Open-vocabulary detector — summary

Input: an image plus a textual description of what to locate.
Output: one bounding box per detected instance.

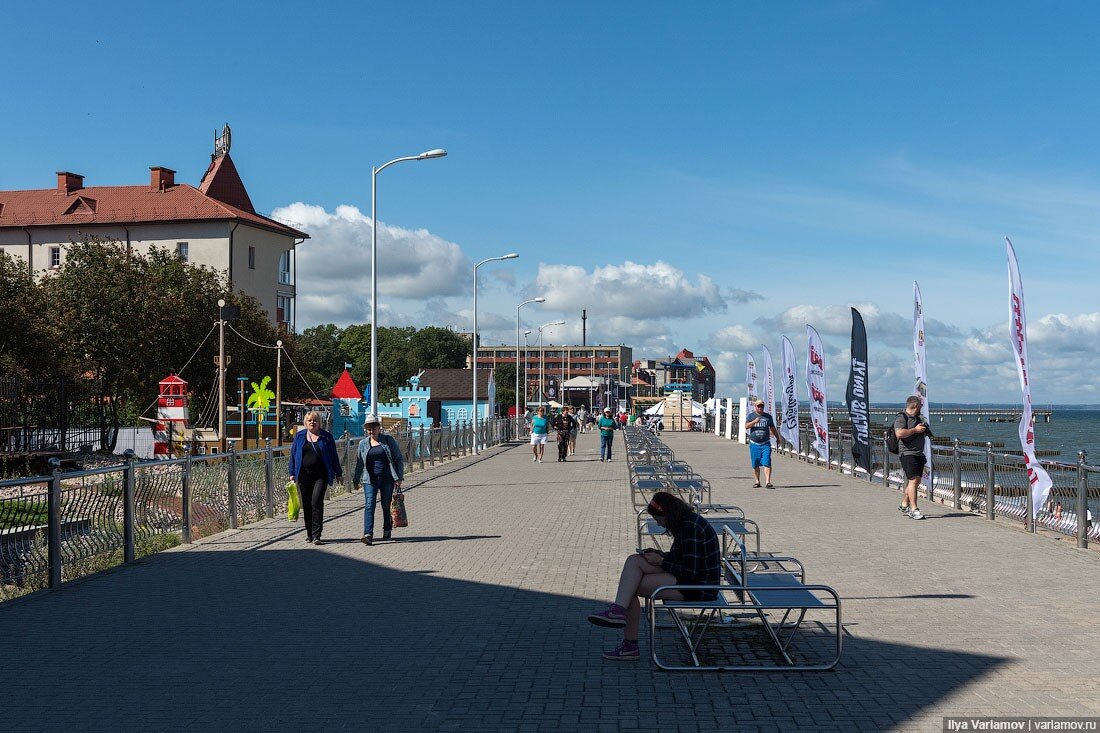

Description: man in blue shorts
[745,399,781,488]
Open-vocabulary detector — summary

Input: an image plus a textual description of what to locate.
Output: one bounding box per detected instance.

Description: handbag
[286,480,301,521]
[390,488,408,528]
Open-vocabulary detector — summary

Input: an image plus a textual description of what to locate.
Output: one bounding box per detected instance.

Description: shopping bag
[286,480,301,522]
[390,489,408,528]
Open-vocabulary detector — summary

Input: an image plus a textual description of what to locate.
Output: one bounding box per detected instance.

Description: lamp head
[418,148,447,159]
[534,297,546,303]
[502,253,519,260]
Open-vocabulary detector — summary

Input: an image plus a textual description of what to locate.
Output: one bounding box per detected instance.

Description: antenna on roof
[213,123,232,159]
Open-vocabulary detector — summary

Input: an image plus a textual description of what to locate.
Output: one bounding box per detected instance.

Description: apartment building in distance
[0,126,308,330]
[476,343,633,409]
[634,348,717,404]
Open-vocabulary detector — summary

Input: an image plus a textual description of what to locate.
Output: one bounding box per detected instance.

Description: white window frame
[49,246,61,269]
[177,242,189,262]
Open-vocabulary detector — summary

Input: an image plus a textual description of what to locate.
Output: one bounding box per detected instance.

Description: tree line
[0,238,508,450]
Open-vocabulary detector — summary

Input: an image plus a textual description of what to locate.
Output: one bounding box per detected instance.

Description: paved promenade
[3,430,1099,732]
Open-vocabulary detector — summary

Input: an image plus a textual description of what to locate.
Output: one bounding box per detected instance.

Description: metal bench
[646,528,842,671]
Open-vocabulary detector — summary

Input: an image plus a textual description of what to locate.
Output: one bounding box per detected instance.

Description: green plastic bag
[287,480,301,522]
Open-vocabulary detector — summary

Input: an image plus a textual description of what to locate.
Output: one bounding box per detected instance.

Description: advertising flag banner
[780,336,800,451]
[1006,238,1053,519]
[762,345,777,446]
[846,308,872,474]
[913,283,933,487]
[806,325,829,461]
[746,355,758,401]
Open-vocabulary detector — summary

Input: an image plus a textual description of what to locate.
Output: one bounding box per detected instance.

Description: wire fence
[0,419,511,602]
[766,422,1099,547]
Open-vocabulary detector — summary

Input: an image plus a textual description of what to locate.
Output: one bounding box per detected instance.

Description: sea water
[873,406,1100,465]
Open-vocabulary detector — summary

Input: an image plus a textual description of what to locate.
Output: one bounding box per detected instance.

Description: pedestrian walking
[287,411,343,545]
[576,407,588,433]
[586,491,720,660]
[745,399,781,488]
[530,406,550,462]
[597,407,617,462]
[552,406,578,462]
[568,406,580,455]
[895,395,929,520]
[352,414,406,545]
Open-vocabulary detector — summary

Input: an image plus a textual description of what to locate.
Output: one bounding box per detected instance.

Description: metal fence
[0,419,510,601]
[768,423,1098,549]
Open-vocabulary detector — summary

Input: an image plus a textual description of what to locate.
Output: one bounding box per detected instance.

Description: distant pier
[828,407,1054,423]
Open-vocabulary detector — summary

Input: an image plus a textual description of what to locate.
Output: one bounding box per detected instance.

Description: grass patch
[1,499,49,529]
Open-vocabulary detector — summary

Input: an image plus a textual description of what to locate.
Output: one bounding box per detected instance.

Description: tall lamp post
[369,148,447,417]
[537,320,566,409]
[522,330,532,418]
[515,297,545,437]
[472,253,519,454]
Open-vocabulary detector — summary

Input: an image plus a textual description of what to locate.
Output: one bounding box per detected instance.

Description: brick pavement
[2,430,1099,732]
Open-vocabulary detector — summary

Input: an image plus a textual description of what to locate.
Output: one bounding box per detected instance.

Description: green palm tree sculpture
[247,376,276,440]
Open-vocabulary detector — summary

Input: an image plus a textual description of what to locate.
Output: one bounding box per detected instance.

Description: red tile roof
[0,153,307,239]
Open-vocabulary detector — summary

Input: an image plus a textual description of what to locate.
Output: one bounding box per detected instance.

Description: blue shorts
[749,442,771,468]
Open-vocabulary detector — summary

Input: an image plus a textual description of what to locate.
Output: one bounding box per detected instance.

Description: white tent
[562,376,601,389]
[644,400,706,417]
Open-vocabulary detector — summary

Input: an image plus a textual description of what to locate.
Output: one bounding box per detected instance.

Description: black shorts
[900,453,927,481]
[676,579,718,602]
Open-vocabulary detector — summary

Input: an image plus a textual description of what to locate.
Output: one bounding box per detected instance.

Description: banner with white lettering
[1006,238,1053,519]
[762,345,776,446]
[780,336,800,451]
[913,282,933,487]
[846,308,872,474]
[806,325,829,461]
[746,355,758,402]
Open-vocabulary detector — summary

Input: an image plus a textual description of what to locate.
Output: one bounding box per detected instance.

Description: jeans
[600,434,613,460]
[299,476,327,540]
[363,478,394,536]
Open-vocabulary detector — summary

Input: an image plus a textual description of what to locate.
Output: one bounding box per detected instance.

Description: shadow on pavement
[0,547,1009,732]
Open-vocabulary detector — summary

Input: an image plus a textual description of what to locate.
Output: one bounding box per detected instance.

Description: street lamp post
[522,330,532,419]
[537,320,566,410]
[515,297,545,437]
[472,253,519,454]
[369,148,447,417]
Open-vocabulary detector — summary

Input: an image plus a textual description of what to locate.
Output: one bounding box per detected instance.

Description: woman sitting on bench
[587,491,720,660]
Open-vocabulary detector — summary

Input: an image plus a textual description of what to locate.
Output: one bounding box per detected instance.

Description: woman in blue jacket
[352,414,405,545]
[288,411,343,545]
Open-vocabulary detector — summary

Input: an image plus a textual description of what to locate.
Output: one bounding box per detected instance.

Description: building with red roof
[0,126,308,329]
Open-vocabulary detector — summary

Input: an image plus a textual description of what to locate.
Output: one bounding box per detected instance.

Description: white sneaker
[532,456,537,462]
[538,458,543,463]
[909,508,925,520]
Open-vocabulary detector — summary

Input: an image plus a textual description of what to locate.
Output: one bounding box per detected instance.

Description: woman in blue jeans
[597,407,617,461]
[352,414,405,545]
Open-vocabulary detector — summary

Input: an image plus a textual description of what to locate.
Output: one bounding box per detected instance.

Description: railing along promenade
[0,419,511,601]
[764,422,1098,547]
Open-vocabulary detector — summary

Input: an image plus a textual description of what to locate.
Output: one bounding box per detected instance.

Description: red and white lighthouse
[154,374,190,457]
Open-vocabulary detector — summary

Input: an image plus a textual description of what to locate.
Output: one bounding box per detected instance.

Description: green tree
[409,326,469,369]
[0,252,54,379]
[39,238,283,450]
[494,363,517,416]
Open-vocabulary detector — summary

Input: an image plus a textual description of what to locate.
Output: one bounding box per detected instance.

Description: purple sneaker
[587,603,627,628]
[602,641,640,661]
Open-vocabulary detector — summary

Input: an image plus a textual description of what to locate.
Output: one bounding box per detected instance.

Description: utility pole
[217,299,226,453]
[275,339,283,446]
[582,309,587,346]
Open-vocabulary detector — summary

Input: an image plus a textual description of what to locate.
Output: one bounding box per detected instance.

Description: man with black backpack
[893,395,930,520]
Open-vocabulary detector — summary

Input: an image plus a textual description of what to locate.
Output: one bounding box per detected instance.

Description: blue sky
[5,2,1100,403]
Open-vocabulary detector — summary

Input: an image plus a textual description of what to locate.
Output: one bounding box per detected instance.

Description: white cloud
[754,302,963,348]
[533,261,728,319]
[709,324,757,351]
[275,202,469,326]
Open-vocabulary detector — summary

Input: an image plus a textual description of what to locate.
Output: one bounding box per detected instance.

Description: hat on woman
[603,407,612,413]
[363,414,382,426]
